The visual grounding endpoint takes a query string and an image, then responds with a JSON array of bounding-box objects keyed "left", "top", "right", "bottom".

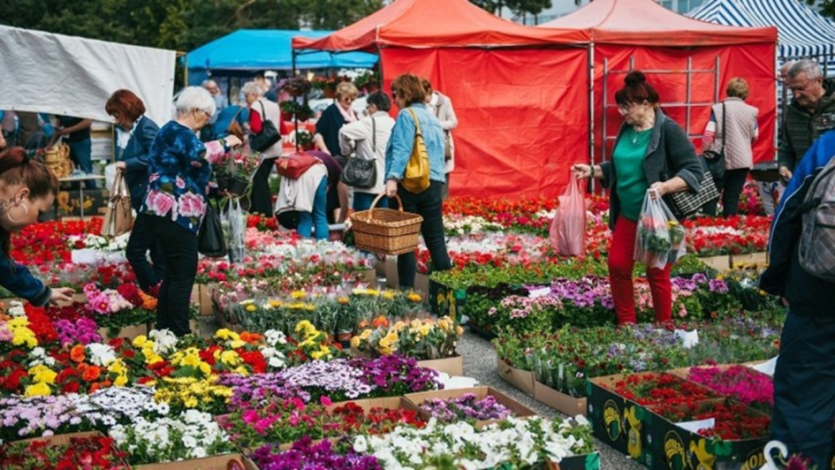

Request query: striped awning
[{"left": 689, "top": 0, "right": 835, "bottom": 59}]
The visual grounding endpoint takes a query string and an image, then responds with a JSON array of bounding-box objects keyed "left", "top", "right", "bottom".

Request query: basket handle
[{"left": 369, "top": 192, "right": 402, "bottom": 220}]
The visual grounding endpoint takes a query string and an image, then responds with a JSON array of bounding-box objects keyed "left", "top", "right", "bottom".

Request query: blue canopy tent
[
  {"left": 186, "top": 29, "right": 378, "bottom": 85},
  {"left": 688, "top": 0, "right": 835, "bottom": 61}
]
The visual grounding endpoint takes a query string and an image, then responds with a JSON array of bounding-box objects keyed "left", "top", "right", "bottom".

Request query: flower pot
[
  {"left": 228, "top": 176, "right": 249, "bottom": 196},
  {"left": 281, "top": 111, "right": 293, "bottom": 122},
  {"left": 216, "top": 174, "right": 231, "bottom": 192}
]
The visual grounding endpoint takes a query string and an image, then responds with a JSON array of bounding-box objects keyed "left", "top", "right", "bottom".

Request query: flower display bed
[
  {"left": 497, "top": 351, "right": 536, "bottom": 397},
  {"left": 1, "top": 431, "right": 129, "bottom": 469},
  {"left": 134, "top": 453, "right": 251, "bottom": 470},
  {"left": 404, "top": 386, "right": 536, "bottom": 428}
]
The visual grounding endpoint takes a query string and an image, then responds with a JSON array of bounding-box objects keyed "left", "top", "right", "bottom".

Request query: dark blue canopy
[{"left": 187, "top": 29, "right": 378, "bottom": 73}]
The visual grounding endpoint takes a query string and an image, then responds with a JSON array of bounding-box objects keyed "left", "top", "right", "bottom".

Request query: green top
[{"left": 613, "top": 127, "right": 652, "bottom": 221}]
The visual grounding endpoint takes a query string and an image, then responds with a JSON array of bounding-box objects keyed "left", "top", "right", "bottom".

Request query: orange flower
[
  {"left": 82, "top": 365, "right": 101, "bottom": 382},
  {"left": 138, "top": 291, "right": 158, "bottom": 310},
  {"left": 70, "top": 345, "right": 85, "bottom": 363},
  {"left": 357, "top": 320, "right": 369, "bottom": 329},
  {"left": 372, "top": 316, "right": 389, "bottom": 329},
  {"left": 240, "top": 332, "right": 262, "bottom": 344},
  {"left": 89, "top": 382, "right": 100, "bottom": 393}
]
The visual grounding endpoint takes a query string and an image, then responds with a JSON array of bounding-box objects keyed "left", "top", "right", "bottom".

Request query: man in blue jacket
[{"left": 760, "top": 129, "right": 835, "bottom": 467}]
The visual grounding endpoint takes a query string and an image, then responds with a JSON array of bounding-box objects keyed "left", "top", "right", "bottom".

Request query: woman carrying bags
[
  {"left": 384, "top": 74, "right": 451, "bottom": 290},
  {"left": 572, "top": 71, "right": 702, "bottom": 325}
]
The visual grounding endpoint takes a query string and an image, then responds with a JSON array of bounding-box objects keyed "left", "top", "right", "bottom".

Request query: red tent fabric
[
  {"left": 293, "top": 0, "right": 591, "bottom": 200},
  {"left": 542, "top": 0, "right": 778, "bottom": 169},
  {"left": 291, "top": 0, "right": 588, "bottom": 51},
  {"left": 543, "top": 0, "right": 775, "bottom": 45}
]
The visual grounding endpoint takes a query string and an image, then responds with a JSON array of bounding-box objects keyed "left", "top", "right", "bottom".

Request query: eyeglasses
[{"left": 617, "top": 103, "right": 639, "bottom": 115}]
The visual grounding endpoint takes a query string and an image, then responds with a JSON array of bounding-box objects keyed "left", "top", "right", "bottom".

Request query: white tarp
[{"left": 0, "top": 26, "right": 175, "bottom": 125}]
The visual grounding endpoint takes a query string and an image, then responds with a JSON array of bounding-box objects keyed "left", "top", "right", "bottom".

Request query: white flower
[
  {"left": 192, "top": 447, "right": 207, "bottom": 459},
  {"left": 86, "top": 343, "right": 117, "bottom": 366},
  {"left": 182, "top": 435, "right": 197, "bottom": 449},
  {"left": 7, "top": 301, "right": 25, "bottom": 317},
  {"left": 149, "top": 329, "right": 178, "bottom": 355}
]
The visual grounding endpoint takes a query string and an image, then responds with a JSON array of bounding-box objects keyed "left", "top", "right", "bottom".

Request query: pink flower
[
  {"left": 176, "top": 177, "right": 186, "bottom": 189},
  {"left": 149, "top": 173, "right": 160, "bottom": 183},
  {"left": 320, "top": 396, "right": 333, "bottom": 407},
  {"left": 242, "top": 409, "right": 259, "bottom": 424},
  {"left": 178, "top": 192, "right": 205, "bottom": 219},
  {"left": 146, "top": 190, "right": 177, "bottom": 218}
]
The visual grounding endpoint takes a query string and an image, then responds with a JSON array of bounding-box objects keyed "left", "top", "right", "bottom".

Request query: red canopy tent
[
  {"left": 293, "top": 0, "right": 591, "bottom": 199},
  {"left": 541, "top": 0, "right": 778, "bottom": 174}
]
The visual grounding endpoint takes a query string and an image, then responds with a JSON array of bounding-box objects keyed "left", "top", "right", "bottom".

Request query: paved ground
[{"left": 458, "top": 332, "right": 645, "bottom": 470}]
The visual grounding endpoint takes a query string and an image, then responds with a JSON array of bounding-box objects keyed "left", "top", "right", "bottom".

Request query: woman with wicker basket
[{"left": 384, "top": 74, "right": 451, "bottom": 290}]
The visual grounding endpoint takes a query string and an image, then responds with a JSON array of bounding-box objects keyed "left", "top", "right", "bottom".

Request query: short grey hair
[
  {"left": 241, "top": 81, "right": 265, "bottom": 97},
  {"left": 201, "top": 79, "right": 218, "bottom": 88},
  {"left": 175, "top": 86, "right": 216, "bottom": 118},
  {"left": 789, "top": 59, "right": 823, "bottom": 81}
]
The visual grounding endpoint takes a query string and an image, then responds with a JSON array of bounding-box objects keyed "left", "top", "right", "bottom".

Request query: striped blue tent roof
[{"left": 689, "top": 0, "right": 835, "bottom": 58}]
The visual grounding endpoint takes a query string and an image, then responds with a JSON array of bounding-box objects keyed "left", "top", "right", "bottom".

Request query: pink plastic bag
[{"left": 549, "top": 176, "right": 586, "bottom": 256}]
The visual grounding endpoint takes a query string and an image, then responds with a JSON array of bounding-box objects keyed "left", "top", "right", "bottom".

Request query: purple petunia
[{"left": 252, "top": 436, "right": 382, "bottom": 470}]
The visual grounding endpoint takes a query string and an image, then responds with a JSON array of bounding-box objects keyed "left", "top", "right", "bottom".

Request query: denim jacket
[
  {"left": 385, "top": 103, "right": 446, "bottom": 184},
  {"left": 0, "top": 249, "right": 50, "bottom": 306}
]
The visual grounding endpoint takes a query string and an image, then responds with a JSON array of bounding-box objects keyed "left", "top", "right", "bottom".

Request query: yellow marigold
[
  {"left": 366, "top": 289, "right": 380, "bottom": 296},
  {"left": 24, "top": 382, "right": 51, "bottom": 397},
  {"left": 352, "top": 288, "right": 368, "bottom": 296},
  {"left": 233, "top": 366, "right": 249, "bottom": 376},
  {"left": 295, "top": 320, "right": 315, "bottom": 334},
  {"left": 29, "top": 365, "right": 58, "bottom": 384},
  {"left": 13, "top": 329, "right": 37, "bottom": 349},
  {"left": 220, "top": 350, "right": 240, "bottom": 366},
  {"left": 181, "top": 353, "right": 201, "bottom": 368},
  {"left": 438, "top": 318, "right": 451, "bottom": 331},
  {"left": 304, "top": 304, "right": 316, "bottom": 312},
  {"left": 393, "top": 321, "right": 407, "bottom": 332}
]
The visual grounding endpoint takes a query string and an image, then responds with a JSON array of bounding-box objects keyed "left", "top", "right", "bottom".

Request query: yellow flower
[
  {"left": 359, "top": 329, "right": 373, "bottom": 340},
  {"left": 24, "top": 382, "right": 51, "bottom": 397},
  {"left": 410, "top": 319, "right": 422, "bottom": 330},
  {"left": 29, "top": 365, "right": 58, "bottom": 385},
  {"left": 295, "top": 320, "right": 315, "bottom": 334},
  {"left": 407, "top": 292, "right": 422, "bottom": 303},
  {"left": 181, "top": 353, "right": 201, "bottom": 368},
  {"left": 304, "top": 304, "right": 316, "bottom": 312},
  {"left": 234, "top": 366, "right": 250, "bottom": 376},
  {"left": 455, "top": 326, "right": 464, "bottom": 336},
  {"left": 350, "top": 336, "right": 361, "bottom": 349},
  {"left": 366, "top": 289, "right": 380, "bottom": 296},
  {"left": 215, "top": 329, "right": 239, "bottom": 341},
  {"left": 393, "top": 321, "right": 407, "bottom": 332},
  {"left": 245, "top": 304, "right": 257, "bottom": 312},
  {"left": 108, "top": 360, "right": 125, "bottom": 375},
  {"left": 269, "top": 299, "right": 283, "bottom": 308},
  {"left": 132, "top": 335, "right": 148, "bottom": 347},
  {"left": 419, "top": 325, "right": 432, "bottom": 337},
  {"left": 184, "top": 397, "right": 198, "bottom": 408},
  {"left": 114, "top": 375, "right": 128, "bottom": 387},
  {"left": 220, "top": 350, "right": 241, "bottom": 366},
  {"left": 438, "top": 318, "right": 450, "bottom": 331},
  {"left": 382, "top": 291, "right": 395, "bottom": 300},
  {"left": 199, "top": 362, "right": 212, "bottom": 376},
  {"left": 352, "top": 288, "right": 368, "bottom": 296},
  {"left": 230, "top": 340, "right": 245, "bottom": 349},
  {"left": 291, "top": 290, "right": 307, "bottom": 299},
  {"left": 337, "top": 297, "right": 350, "bottom": 305}
]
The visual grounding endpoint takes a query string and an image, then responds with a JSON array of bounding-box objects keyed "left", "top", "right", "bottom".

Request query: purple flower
[
  {"left": 53, "top": 318, "right": 101, "bottom": 347},
  {"left": 692, "top": 273, "right": 708, "bottom": 284},
  {"left": 708, "top": 279, "right": 729, "bottom": 293},
  {"left": 420, "top": 394, "right": 512, "bottom": 422},
  {"left": 252, "top": 437, "right": 382, "bottom": 470}
]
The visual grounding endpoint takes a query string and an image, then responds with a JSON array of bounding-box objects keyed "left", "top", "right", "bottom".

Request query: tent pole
[
  {"left": 601, "top": 58, "right": 609, "bottom": 178},
  {"left": 292, "top": 49, "right": 299, "bottom": 153},
  {"left": 588, "top": 43, "right": 595, "bottom": 193}
]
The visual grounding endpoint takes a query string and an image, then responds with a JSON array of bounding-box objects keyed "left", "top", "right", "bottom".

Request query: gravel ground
[{"left": 458, "top": 332, "right": 645, "bottom": 470}]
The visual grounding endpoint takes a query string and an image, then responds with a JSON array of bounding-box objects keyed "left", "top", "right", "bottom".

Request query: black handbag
[
  {"left": 249, "top": 101, "right": 281, "bottom": 152},
  {"left": 198, "top": 200, "right": 227, "bottom": 257},
  {"left": 667, "top": 157, "right": 720, "bottom": 219},
  {"left": 340, "top": 117, "right": 378, "bottom": 189},
  {"left": 702, "top": 102, "right": 727, "bottom": 184}
]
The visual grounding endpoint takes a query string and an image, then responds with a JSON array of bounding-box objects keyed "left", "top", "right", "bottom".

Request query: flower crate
[
  {"left": 644, "top": 399, "right": 770, "bottom": 470},
  {"left": 417, "top": 354, "right": 464, "bottom": 377},
  {"left": 533, "top": 379, "right": 587, "bottom": 417},
  {"left": 697, "top": 254, "right": 731, "bottom": 272},
  {"left": 429, "top": 278, "right": 467, "bottom": 321},
  {"left": 559, "top": 453, "right": 601, "bottom": 470},
  {"left": 404, "top": 386, "right": 537, "bottom": 429},
  {"left": 3, "top": 431, "right": 130, "bottom": 468},
  {"left": 192, "top": 283, "right": 214, "bottom": 316},
  {"left": 98, "top": 322, "right": 148, "bottom": 341},
  {"left": 497, "top": 352, "right": 536, "bottom": 397},
  {"left": 729, "top": 251, "right": 768, "bottom": 268},
  {"left": 134, "top": 453, "right": 254, "bottom": 470},
  {"left": 384, "top": 258, "right": 428, "bottom": 293},
  {"left": 586, "top": 374, "right": 649, "bottom": 460}
]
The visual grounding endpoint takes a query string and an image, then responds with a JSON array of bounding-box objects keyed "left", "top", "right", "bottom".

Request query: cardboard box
[
  {"left": 98, "top": 323, "right": 148, "bottom": 341},
  {"left": 404, "top": 386, "right": 537, "bottom": 429},
  {"left": 10, "top": 430, "right": 103, "bottom": 447},
  {"left": 193, "top": 284, "right": 214, "bottom": 316},
  {"left": 497, "top": 353, "right": 536, "bottom": 397},
  {"left": 417, "top": 355, "right": 464, "bottom": 377},
  {"left": 644, "top": 399, "right": 769, "bottom": 470},
  {"left": 698, "top": 254, "right": 731, "bottom": 271},
  {"left": 327, "top": 396, "right": 418, "bottom": 415},
  {"left": 586, "top": 374, "right": 654, "bottom": 462},
  {"left": 385, "top": 257, "right": 398, "bottom": 288},
  {"left": 533, "top": 380, "right": 588, "bottom": 417},
  {"left": 135, "top": 453, "right": 251, "bottom": 470},
  {"left": 729, "top": 251, "right": 769, "bottom": 268}
]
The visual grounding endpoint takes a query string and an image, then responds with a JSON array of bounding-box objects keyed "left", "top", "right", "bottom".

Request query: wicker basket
[{"left": 352, "top": 193, "right": 423, "bottom": 255}]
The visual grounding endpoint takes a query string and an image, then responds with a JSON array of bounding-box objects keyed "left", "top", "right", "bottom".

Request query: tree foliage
[
  {"left": 805, "top": 0, "right": 835, "bottom": 19},
  {"left": 470, "top": 0, "right": 553, "bottom": 16},
  {"left": 0, "top": 0, "right": 383, "bottom": 51}
]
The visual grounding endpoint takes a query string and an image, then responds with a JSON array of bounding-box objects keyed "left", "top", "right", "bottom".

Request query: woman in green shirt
[{"left": 573, "top": 71, "right": 702, "bottom": 325}]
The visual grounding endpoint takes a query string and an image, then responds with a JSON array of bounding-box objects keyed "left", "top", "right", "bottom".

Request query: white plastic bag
[
  {"left": 225, "top": 198, "right": 246, "bottom": 262},
  {"left": 634, "top": 190, "right": 686, "bottom": 270}
]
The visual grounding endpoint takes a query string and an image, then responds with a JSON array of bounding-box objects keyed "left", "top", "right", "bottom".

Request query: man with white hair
[
  {"left": 201, "top": 79, "right": 228, "bottom": 122},
  {"left": 778, "top": 59, "right": 835, "bottom": 181}
]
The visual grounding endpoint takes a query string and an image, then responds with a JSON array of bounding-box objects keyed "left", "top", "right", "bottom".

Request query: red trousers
[{"left": 608, "top": 216, "right": 672, "bottom": 325}]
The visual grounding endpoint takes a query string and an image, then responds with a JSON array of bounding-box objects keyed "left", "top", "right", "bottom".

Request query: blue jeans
[
  {"left": 353, "top": 192, "right": 387, "bottom": 212},
  {"left": 67, "top": 139, "right": 96, "bottom": 189},
  {"left": 297, "top": 176, "right": 329, "bottom": 240}
]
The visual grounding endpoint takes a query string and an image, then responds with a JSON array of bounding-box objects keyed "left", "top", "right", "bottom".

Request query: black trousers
[
  {"left": 125, "top": 213, "right": 167, "bottom": 292},
  {"left": 392, "top": 180, "right": 451, "bottom": 289},
  {"left": 772, "top": 312, "right": 835, "bottom": 468},
  {"left": 703, "top": 168, "right": 748, "bottom": 217},
  {"left": 132, "top": 214, "right": 198, "bottom": 336},
  {"left": 249, "top": 158, "right": 274, "bottom": 216}
]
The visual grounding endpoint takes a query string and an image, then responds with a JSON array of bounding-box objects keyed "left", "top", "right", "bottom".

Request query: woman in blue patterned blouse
[{"left": 135, "top": 87, "right": 241, "bottom": 336}]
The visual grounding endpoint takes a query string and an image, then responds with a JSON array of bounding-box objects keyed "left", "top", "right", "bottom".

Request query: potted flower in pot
[
  {"left": 213, "top": 151, "right": 234, "bottom": 192},
  {"left": 296, "top": 130, "right": 315, "bottom": 151},
  {"left": 281, "top": 75, "right": 312, "bottom": 98},
  {"left": 226, "top": 151, "right": 261, "bottom": 197}
]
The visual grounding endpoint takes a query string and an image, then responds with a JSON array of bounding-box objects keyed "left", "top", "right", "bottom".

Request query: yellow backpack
[{"left": 401, "top": 108, "right": 430, "bottom": 193}]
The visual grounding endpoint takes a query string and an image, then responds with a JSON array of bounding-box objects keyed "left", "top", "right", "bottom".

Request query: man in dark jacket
[
  {"left": 778, "top": 60, "right": 835, "bottom": 181},
  {"left": 760, "top": 129, "right": 835, "bottom": 468}
]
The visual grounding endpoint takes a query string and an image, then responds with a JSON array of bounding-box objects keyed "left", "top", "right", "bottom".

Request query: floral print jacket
[{"left": 139, "top": 121, "right": 225, "bottom": 234}]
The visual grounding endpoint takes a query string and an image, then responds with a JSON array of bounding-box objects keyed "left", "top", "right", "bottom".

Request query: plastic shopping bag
[
  {"left": 224, "top": 198, "right": 246, "bottom": 263},
  {"left": 634, "top": 190, "right": 687, "bottom": 270},
  {"left": 549, "top": 176, "right": 587, "bottom": 256}
]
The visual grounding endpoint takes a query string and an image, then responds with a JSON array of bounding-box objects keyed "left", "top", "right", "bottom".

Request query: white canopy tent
[{"left": 0, "top": 26, "right": 176, "bottom": 125}]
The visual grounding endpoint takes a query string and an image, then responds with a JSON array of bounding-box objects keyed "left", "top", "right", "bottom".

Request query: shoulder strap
[
  {"left": 258, "top": 100, "right": 267, "bottom": 119},
  {"left": 371, "top": 117, "right": 376, "bottom": 153},
  {"left": 406, "top": 108, "right": 422, "bottom": 136},
  {"left": 720, "top": 101, "right": 727, "bottom": 154}
]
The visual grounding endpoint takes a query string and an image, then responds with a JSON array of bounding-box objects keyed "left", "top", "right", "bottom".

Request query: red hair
[{"left": 105, "top": 89, "right": 147, "bottom": 122}]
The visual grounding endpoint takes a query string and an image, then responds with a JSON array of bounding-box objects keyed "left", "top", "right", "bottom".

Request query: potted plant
[
  {"left": 227, "top": 151, "right": 261, "bottom": 197},
  {"left": 296, "top": 130, "right": 315, "bottom": 151},
  {"left": 354, "top": 69, "right": 381, "bottom": 95},
  {"left": 281, "top": 75, "right": 312, "bottom": 97},
  {"left": 213, "top": 152, "right": 234, "bottom": 192},
  {"left": 279, "top": 100, "right": 296, "bottom": 122}
]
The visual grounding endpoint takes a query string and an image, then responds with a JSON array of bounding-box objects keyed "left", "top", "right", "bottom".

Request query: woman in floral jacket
[{"left": 134, "top": 87, "right": 241, "bottom": 336}]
